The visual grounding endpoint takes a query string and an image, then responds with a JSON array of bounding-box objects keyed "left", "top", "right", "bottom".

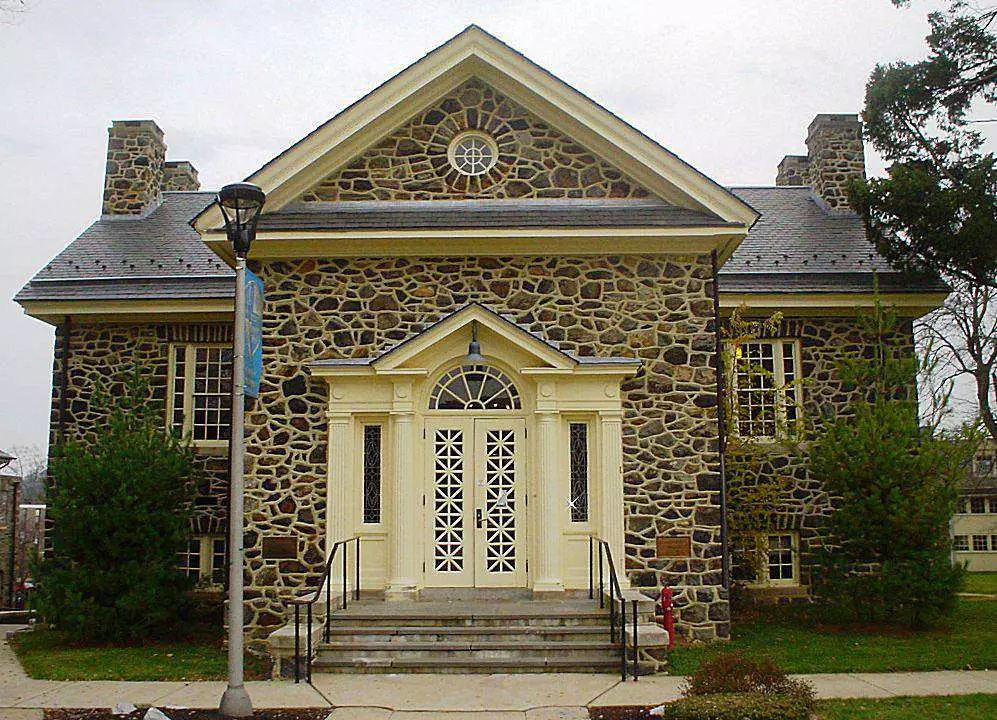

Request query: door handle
[{"left": 476, "top": 508, "right": 483, "bottom": 529}]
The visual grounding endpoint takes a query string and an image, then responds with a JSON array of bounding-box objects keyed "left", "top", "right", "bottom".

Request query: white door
[{"left": 425, "top": 418, "right": 526, "bottom": 587}]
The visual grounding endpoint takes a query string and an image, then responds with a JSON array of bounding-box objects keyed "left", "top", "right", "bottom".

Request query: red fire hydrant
[{"left": 660, "top": 587, "right": 676, "bottom": 650}]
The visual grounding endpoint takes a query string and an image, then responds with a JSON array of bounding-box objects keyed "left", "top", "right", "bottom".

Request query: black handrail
[
  {"left": 288, "top": 536, "right": 361, "bottom": 683},
  {"left": 588, "top": 535, "right": 639, "bottom": 681}
]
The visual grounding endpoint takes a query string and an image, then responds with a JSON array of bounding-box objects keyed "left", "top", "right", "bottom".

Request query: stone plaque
[
  {"left": 262, "top": 536, "right": 298, "bottom": 560},
  {"left": 656, "top": 536, "right": 691, "bottom": 558}
]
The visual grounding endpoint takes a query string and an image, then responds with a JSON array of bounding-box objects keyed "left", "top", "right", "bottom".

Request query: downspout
[{"left": 711, "top": 251, "right": 730, "bottom": 590}]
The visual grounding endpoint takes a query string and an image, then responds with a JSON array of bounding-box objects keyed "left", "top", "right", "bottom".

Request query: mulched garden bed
[
  {"left": 589, "top": 707, "right": 653, "bottom": 720},
  {"left": 45, "top": 710, "right": 331, "bottom": 720}
]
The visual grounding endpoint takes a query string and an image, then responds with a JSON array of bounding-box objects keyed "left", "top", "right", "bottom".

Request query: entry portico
[{"left": 309, "top": 303, "right": 639, "bottom": 598}]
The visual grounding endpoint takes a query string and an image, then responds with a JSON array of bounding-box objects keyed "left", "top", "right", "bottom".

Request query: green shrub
[
  {"left": 682, "top": 652, "right": 815, "bottom": 706},
  {"left": 654, "top": 693, "right": 811, "bottom": 720},
  {"left": 36, "top": 373, "right": 196, "bottom": 642},
  {"left": 808, "top": 299, "right": 977, "bottom": 629}
]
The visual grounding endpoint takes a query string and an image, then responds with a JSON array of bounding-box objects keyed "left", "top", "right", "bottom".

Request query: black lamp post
[{"left": 218, "top": 182, "right": 265, "bottom": 719}]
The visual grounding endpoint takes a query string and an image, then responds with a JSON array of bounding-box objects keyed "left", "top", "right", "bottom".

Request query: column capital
[
  {"left": 534, "top": 409, "right": 560, "bottom": 420},
  {"left": 326, "top": 411, "right": 351, "bottom": 423},
  {"left": 598, "top": 410, "right": 624, "bottom": 421}
]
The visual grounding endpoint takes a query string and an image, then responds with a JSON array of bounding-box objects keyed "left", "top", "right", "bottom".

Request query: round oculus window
[{"left": 448, "top": 132, "right": 498, "bottom": 176}]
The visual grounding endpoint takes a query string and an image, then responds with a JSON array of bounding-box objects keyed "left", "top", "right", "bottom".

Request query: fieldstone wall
[
  {"left": 243, "top": 253, "right": 728, "bottom": 643},
  {"left": 300, "top": 79, "right": 652, "bottom": 201},
  {"left": 804, "top": 114, "right": 865, "bottom": 211},
  {"left": 162, "top": 161, "right": 200, "bottom": 192},
  {"left": 724, "top": 315, "right": 916, "bottom": 585},
  {"left": 102, "top": 120, "right": 166, "bottom": 216},
  {"left": 48, "top": 322, "right": 231, "bottom": 538}
]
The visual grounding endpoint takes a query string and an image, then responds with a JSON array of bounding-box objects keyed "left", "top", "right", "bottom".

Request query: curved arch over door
[{"left": 428, "top": 364, "right": 522, "bottom": 410}]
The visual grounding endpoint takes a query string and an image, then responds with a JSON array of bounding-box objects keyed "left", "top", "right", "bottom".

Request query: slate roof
[
  {"left": 16, "top": 186, "right": 945, "bottom": 305},
  {"left": 15, "top": 192, "right": 232, "bottom": 302},
  {"left": 260, "top": 199, "right": 732, "bottom": 231}
]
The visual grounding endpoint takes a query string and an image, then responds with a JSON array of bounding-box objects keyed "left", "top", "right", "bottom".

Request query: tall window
[
  {"left": 170, "top": 345, "right": 233, "bottom": 443},
  {"left": 765, "top": 534, "right": 797, "bottom": 584},
  {"left": 363, "top": 425, "right": 383, "bottom": 524},
  {"left": 569, "top": 422, "right": 589, "bottom": 522},
  {"left": 731, "top": 340, "right": 801, "bottom": 438}
]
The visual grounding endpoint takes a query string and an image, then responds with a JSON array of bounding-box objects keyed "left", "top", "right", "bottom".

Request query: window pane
[
  {"left": 569, "top": 423, "right": 589, "bottom": 523},
  {"left": 171, "top": 346, "right": 187, "bottom": 430},
  {"left": 954, "top": 535, "right": 969, "bottom": 551},
  {"left": 971, "top": 497, "right": 986, "bottom": 513},
  {"left": 429, "top": 365, "right": 521, "bottom": 410},
  {"left": 766, "top": 534, "right": 794, "bottom": 581},
  {"left": 736, "top": 342, "right": 777, "bottom": 437},
  {"left": 177, "top": 538, "right": 200, "bottom": 579},
  {"left": 211, "top": 538, "right": 226, "bottom": 584},
  {"left": 989, "top": 497, "right": 997, "bottom": 514},
  {"left": 191, "top": 346, "right": 233, "bottom": 441},
  {"left": 972, "top": 535, "right": 989, "bottom": 551},
  {"left": 363, "top": 425, "right": 382, "bottom": 524}
]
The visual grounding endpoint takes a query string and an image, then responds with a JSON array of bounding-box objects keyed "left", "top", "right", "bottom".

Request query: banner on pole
[{"left": 244, "top": 269, "right": 264, "bottom": 398}]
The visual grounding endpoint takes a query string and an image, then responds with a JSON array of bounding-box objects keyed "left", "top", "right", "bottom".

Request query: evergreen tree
[{"left": 37, "top": 373, "right": 196, "bottom": 642}]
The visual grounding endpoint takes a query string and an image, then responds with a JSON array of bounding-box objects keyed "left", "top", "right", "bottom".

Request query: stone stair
[{"left": 310, "top": 599, "right": 627, "bottom": 674}]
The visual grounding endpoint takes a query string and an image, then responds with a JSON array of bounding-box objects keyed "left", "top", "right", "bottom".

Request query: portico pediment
[{"left": 308, "top": 303, "right": 641, "bottom": 379}]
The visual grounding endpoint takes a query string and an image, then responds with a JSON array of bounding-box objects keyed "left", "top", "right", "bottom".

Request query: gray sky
[{"left": 0, "top": 0, "right": 962, "bottom": 452}]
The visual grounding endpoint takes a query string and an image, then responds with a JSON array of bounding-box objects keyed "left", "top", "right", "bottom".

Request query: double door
[{"left": 424, "top": 417, "right": 526, "bottom": 587}]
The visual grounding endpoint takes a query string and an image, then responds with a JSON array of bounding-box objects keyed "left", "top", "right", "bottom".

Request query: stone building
[{"left": 16, "top": 28, "right": 946, "bottom": 663}]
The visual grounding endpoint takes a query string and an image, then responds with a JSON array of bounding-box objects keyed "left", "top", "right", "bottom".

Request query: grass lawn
[
  {"left": 816, "top": 694, "right": 997, "bottom": 719},
  {"left": 964, "top": 572, "right": 997, "bottom": 595},
  {"left": 11, "top": 626, "right": 271, "bottom": 681},
  {"left": 668, "top": 599, "right": 997, "bottom": 675}
]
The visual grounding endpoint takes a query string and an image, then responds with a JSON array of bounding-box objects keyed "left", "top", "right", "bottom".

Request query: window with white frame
[
  {"left": 730, "top": 340, "right": 802, "bottom": 438},
  {"left": 170, "top": 345, "right": 233, "bottom": 443},
  {"left": 970, "top": 496, "right": 987, "bottom": 514},
  {"left": 177, "top": 535, "right": 226, "bottom": 585},
  {"left": 953, "top": 535, "right": 969, "bottom": 551},
  {"left": 973, "top": 535, "right": 990, "bottom": 551},
  {"left": 765, "top": 533, "right": 797, "bottom": 583}
]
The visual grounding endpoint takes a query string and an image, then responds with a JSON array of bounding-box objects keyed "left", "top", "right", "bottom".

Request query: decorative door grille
[
  {"left": 432, "top": 428, "right": 465, "bottom": 572},
  {"left": 483, "top": 428, "right": 517, "bottom": 573}
]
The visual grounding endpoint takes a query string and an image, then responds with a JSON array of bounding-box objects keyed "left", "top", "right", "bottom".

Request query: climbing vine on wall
[{"left": 721, "top": 307, "right": 811, "bottom": 587}]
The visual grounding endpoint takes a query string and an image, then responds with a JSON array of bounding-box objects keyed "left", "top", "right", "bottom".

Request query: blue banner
[{"left": 244, "top": 269, "right": 264, "bottom": 398}]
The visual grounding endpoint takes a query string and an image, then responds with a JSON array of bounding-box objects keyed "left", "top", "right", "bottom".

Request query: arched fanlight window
[{"left": 429, "top": 364, "right": 522, "bottom": 410}]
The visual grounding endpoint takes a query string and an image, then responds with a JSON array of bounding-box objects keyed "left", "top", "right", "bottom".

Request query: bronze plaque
[
  {"left": 262, "top": 536, "right": 298, "bottom": 560},
  {"left": 656, "top": 536, "right": 692, "bottom": 558}
]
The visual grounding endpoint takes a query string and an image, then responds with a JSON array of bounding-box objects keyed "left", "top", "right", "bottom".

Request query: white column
[
  {"left": 326, "top": 411, "right": 351, "bottom": 588},
  {"left": 533, "top": 410, "right": 564, "bottom": 593},
  {"left": 386, "top": 405, "right": 418, "bottom": 600},
  {"left": 600, "top": 410, "right": 628, "bottom": 589}
]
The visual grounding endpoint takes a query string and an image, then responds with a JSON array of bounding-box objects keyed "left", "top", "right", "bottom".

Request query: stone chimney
[
  {"left": 102, "top": 120, "right": 166, "bottom": 215},
  {"left": 162, "top": 160, "right": 200, "bottom": 191},
  {"left": 775, "top": 113, "right": 866, "bottom": 211},
  {"left": 775, "top": 155, "right": 810, "bottom": 186}
]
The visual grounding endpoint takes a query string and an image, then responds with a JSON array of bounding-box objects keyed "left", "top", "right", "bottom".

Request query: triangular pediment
[
  {"left": 298, "top": 78, "right": 654, "bottom": 203},
  {"left": 374, "top": 303, "right": 574, "bottom": 372},
  {"left": 193, "top": 26, "right": 758, "bottom": 234}
]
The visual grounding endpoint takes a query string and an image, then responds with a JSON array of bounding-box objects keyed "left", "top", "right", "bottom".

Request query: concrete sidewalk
[{"left": 2, "top": 626, "right": 995, "bottom": 717}]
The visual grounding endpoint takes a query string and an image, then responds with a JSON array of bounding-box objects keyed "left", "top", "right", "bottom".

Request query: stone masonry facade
[
  {"left": 48, "top": 323, "right": 230, "bottom": 539},
  {"left": 775, "top": 114, "right": 865, "bottom": 211},
  {"left": 241, "top": 253, "right": 727, "bottom": 643},
  {"left": 724, "top": 315, "right": 915, "bottom": 589},
  {"left": 301, "top": 79, "right": 652, "bottom": 201}
]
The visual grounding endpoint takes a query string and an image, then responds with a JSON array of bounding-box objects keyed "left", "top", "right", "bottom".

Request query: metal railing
[
  {"left": 588, "top": 535, "right": 639, "bottom": 681},
  {"left": 288, "top": 536, "right": 361, "bottom": 683}
]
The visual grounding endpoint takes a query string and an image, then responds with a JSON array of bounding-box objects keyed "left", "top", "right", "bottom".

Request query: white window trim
[
  {"left": 179, "top": 535, "right": 226, "bottom": 587},
  {"left": 728, "top": 339, "right": 803, "bottom": 441},
  {"left": 746, "top": 532, "right": 800, "bottom": 587},
  {"left": 168, "top": 343, "right": 231, "bottom": 449}
]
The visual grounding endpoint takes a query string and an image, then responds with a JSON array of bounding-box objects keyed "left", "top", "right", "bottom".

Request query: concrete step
[
  {"left": 326, "top": 611, "right": 609, "bottom": 628},
  {"left": 316, "top": 639, "right": 620, "bottom": 663},
  {"left": 321, "top": 624, "right": 612, "bottom": 643},
  {"left": 312, "top": 655, "right": 628, "bottom": 674}
]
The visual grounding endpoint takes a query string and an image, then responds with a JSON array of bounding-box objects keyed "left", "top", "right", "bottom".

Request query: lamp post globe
[
  {"left": 218, "top": 183, "right": 266, "bottom": 258},
  {"left": 218, "top": 181, "right": 265, "bottom": 719}
]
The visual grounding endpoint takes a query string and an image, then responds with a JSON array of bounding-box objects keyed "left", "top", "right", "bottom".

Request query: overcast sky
[{"left": 0, "top": 0, "right": 968, "bottom": 454}]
